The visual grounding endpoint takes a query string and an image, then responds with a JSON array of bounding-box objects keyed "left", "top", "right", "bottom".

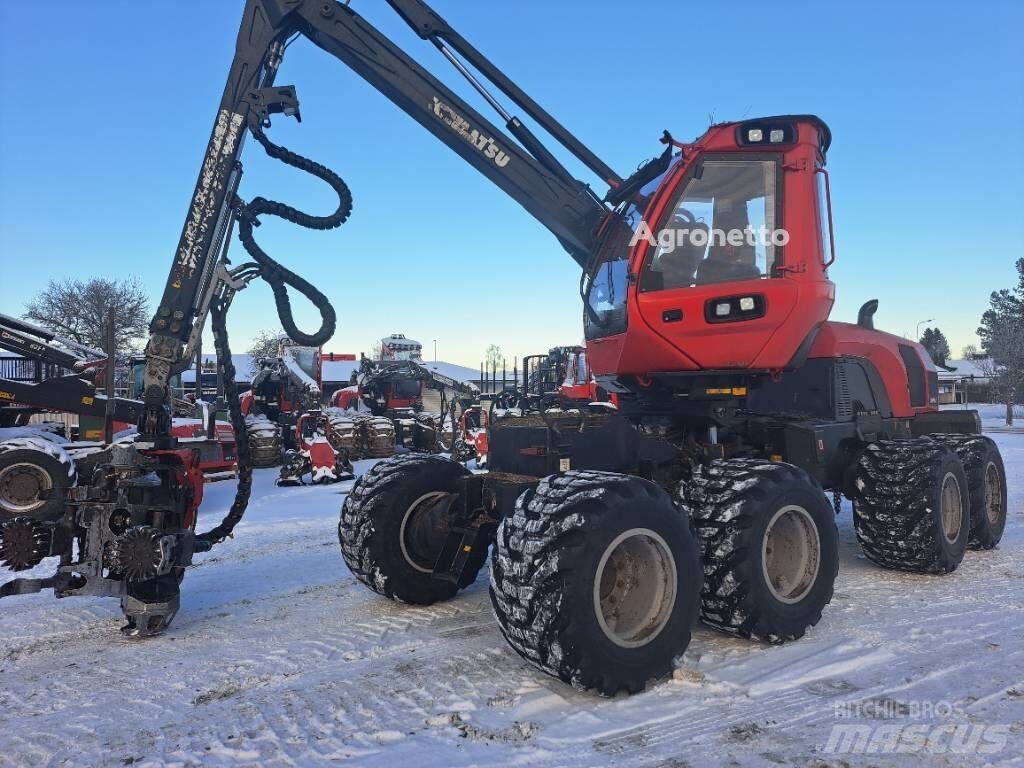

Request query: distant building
[{"left": 936, "top": 358, "right": 996, "bottom": 404}]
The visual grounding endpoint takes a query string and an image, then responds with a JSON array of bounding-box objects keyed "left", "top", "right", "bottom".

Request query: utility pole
[
  {"left": 103, "top": 307, "right": 116, "bottom": 444},
  {"left": 915, "top": 318, "right": 934, "bottom": 341},
  {"left": 195, "top": 337, "right": 203, "bottom": 401}
]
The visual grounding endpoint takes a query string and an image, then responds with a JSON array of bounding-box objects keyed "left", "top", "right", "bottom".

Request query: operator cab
[{"left": 584, "top": 116, "right": 835, "bottom": 381}]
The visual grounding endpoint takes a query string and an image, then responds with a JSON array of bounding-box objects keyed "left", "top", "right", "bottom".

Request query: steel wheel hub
[
  {"left": 399, "top": 491, "right": 451, "bottom": 573},
  {"left": 940, "top": 472, "right": 963, "bottom": 543},
  {"left": 0, "top": 463, "right": 51, "bottom": 513},
  {"left": 762, "top": 505, "right": 820, "bottom": 604},
  {"left": 984, "top": 461, "right": 1002, "bottom": 525},
  {"left": 594, "top": 528, "right": 677, "bottom": 648}
]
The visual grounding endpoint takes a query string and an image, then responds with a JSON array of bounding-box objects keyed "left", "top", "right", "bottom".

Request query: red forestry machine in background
[
  {"left": 330, "top": 334, "right": 478, "bottom": 457},
  {"left": 1, "top": 0, "right": 1007, "bottom": 699},
  {"left": 0, "top": 314, "right": 237, "bottom": 522}
]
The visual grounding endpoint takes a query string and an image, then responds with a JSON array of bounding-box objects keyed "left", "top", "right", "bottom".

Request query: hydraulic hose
[
  {"left": 195, "top": 299, "right": 252, "bottom": 549},
  {"left": 235, "top": 124, "right": 353, "bottom": 347},
  {"left": 195, "top": 122, "right": 352, "bottom": 548}
]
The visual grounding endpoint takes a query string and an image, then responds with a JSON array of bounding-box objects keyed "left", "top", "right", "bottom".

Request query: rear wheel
[
  {"left": 931, "top": 434, "right": 1007, "bottom": 549},
  {"left": 852, "top": 438, "right": 969, "bottom": 573},
  {"left": 339, "top": 454, "right": 483, "bottom": 604},
  {"left": 490, "top": 471, "right": 702, "bottom": 695},
  {"left": 0, "top": 446, "right": 75, "bottom": 523},
  {"left": 682, "top": 459, "right": 838, "bottom": 643}
]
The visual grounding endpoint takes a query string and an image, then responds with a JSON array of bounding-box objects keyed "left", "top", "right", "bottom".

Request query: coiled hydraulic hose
[
  {"left": 237, "top": 123, "right": 352, "bottom": 348},
  {"left": 195, "top": 123, "right": 351, "bottom": 549}
]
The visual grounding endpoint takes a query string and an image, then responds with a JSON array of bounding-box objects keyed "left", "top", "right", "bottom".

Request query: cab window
[{"left": 639, "top": 159, "right": 780, "bottom": 291}]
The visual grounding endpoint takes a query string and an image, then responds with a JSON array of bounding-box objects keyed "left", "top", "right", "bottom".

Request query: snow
[
  {"left": 179, "top": 354, "right": 254, "bottom": 383},
  {"left": 937, "top": 358, "right": 996, "bottom": 382},
  {"left": 419, "top": 361, "right": 480, "bottom": 384},
  {"left": 321, "top": 359, "right": 481, "bottom": 386},
  {"left": 321, "top": 358, "right": 360, "bottom": 384},
  {"left": 2, "top": 434, "right": 1023, "bottom": 766},
  {"left": 943, "top": 402, "right": 1024, "bottom": 432}
]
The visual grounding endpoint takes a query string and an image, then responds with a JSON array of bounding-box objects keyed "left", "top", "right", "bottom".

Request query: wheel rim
[
  {"left": 593, "top": 528, "right": 677, "bottom": 648},
  {"left": 984, "top": 461, "right": 1003, "bottom": 526},
  {"left": 940, "top": 472, "right": 963, "bottom": 543},
  {"left": 0, "top": 462, "right": 52, "bottom": 513},
  {"left": 762, "top": 505, "right": 820, "bottom": 604},
  {"left": 399, "top": 491, "right": 449, "bottom": 573}
]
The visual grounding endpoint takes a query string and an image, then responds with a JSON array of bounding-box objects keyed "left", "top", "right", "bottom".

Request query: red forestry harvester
[
  {"left": 277, "top": 410, "right": 354, "bottom": 486},
  {"left": 331, "top": 336, "right": 478, "bottom": 456},
  {"left": 239, "top": 337, "right": 324, "bottom": 466},
  {"left": 1, "top": 1, "right": 1006, "bottom": 699},
  {"left": 518, "top": 345, "right": 614, "bottom": 411}
]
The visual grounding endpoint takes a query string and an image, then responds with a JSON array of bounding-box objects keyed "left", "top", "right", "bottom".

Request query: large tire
[
  {"left": 490, "top": 471, "right": 702, "bottom": 695},
  {"left": 852, "top": 438, "right": 969, "bottom": 573},
  {"left": 931, "top": 434, "right": 1007, "bottom": 549},
  {"left": 339, "top": 454, "right": 481, "bottom": 604},
  {"left": 245, "top": 416, "right": 282, "bottom": 468},
  {"left": 361, "top": 416, "right": 396, "bottom": 459},
  {"left": 0, "top": 444, "right": 76, "bottom": 523},
  {"left": 682, "top": 459, "right": 838, "bottom": 643}
]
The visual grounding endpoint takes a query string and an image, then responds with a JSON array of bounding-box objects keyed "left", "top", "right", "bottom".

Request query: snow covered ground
[{"left": 2, "top": 432, "right": 1022, "bottom": 766}]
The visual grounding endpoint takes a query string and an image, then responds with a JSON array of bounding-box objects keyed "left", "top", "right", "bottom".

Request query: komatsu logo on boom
[{"left": 431, "top": 97, "right": 510, "bottom": 168}]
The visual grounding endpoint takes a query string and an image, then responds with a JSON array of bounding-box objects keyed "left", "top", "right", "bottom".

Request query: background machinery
[
  {"left": 277, "top": 409, "right": 354, "bottom": 486},
  {"left": 240, "top": 337, "right": 323, "bottom": 466},
  {"left": 0, "top": 314, "right": 236, "bottom": 522},
  {"left": 0, "top": 0, "right": 1008, "bottom": 698},
  {"left": 331, "top": 335, "right": 478, "bottom": 457}
]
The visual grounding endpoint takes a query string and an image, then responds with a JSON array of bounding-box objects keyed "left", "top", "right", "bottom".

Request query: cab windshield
[
  {"left": 640, "top": 159, "right": 780, "bottom": 290},
  {"left": 583, "top": 167, "right": 672, "bottom": 338}
]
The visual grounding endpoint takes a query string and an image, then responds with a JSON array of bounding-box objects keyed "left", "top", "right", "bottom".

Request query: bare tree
[
  {"left": 960, "top": 344, "right": 981, "bottom": 360},
  {"left": 24, "top": 277, "right": 149, "bottom": 357},
  {"left": 977, "top": 258, "right": 1024, "bottom": 426},
  {"left": 246, "top": 328, "right": 285, "bottom": 372},
  {"left": 485, "top": 344, "right": 503, "bottom": 370}
]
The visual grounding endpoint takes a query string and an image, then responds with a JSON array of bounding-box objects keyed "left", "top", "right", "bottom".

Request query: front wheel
[
  {"left": 490, "top": 471, "right": 702, "bottom": 696},
  {"left": 339, "top": 454, "right": 484, "bottom": 604}
]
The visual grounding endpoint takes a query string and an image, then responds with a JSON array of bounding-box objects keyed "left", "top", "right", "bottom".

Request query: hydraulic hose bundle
[{"left": 196, "top": 122, "right": 352, "bottom": 549}]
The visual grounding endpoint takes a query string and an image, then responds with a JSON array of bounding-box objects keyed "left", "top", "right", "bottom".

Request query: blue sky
[{"left": 1, "top": 1, "right": 1022, "bottom": 368}]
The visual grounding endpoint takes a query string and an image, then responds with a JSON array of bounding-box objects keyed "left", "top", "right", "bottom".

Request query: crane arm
[{"left": 143, "top": 0, "right": 620, "bottom": 441}]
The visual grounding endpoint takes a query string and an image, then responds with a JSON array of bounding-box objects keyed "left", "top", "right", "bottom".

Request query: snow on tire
[
  {"left": 361, "top": 416, "right": 396, "bottom": 458},
  {"left": 682, "top": 458, "right": 838, "bottom": 643},
  {"left": 339, "top": 454, "right": 482, "bottom": 604},
  {"left": 930, "top": 433, "right": 1007, "bottom": 549},
  {"left": 0, "top": 439, "right": 76, "bottom": 523},
  {"left": 490, "top": 471, "right": 702, "bottom": 696},
  {"left": 852, "top": 438, "right": 969, "bottom": 573},
  {"left": 245, "top": 415, "right": 282, "bottom": 468}
]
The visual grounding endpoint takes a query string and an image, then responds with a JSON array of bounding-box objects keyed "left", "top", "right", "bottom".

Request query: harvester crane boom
[{"left": 142, "top": 0, "right": 624, "bottom": 442}]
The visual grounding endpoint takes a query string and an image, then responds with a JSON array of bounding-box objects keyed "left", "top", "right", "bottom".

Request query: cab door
[{"left": 633, "top": 155, "right": 798, "bottom": 370}]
